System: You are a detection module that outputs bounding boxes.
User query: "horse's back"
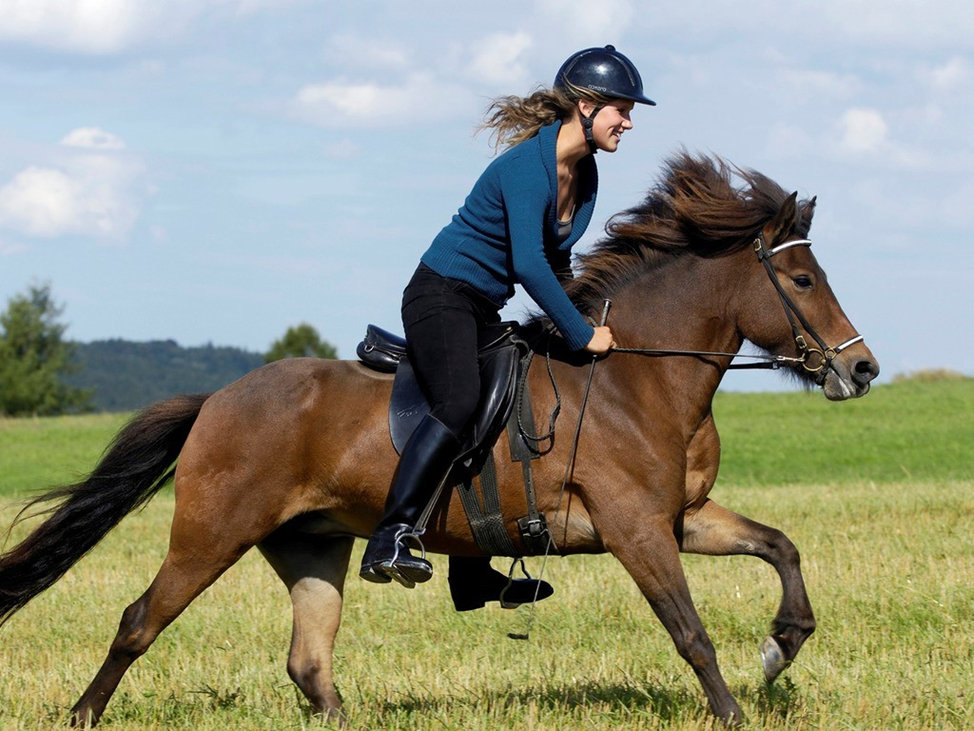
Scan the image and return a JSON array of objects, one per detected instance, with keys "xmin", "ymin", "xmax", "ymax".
[{"xmin": 172, "ymin": 358, "xmax": 398, "ymax": 537}]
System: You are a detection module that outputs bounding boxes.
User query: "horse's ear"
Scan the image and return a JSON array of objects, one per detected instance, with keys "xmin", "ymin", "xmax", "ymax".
[
  {"xmin": 762, "ymin": 191, "xmax": 799, "ymax": 247},
  {"xmin": 799, "ymin": 195, "xmax": 817, "ymax": 236}
]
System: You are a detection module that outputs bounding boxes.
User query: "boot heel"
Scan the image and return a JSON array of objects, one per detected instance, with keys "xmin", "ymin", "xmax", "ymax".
[{"xmin": 452, "ymin": 594, "xmax": 488, "ymax": 612}]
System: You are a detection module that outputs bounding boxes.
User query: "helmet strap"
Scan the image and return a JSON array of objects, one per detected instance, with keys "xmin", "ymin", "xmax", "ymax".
[{"xmin": 580, "ymin": 103, "xmax": 605, "ymax": 154}]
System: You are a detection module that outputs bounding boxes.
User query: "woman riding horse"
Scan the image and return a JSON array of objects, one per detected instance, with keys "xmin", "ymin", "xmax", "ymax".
[{"xmin": 358, "ymin": 46, "xmax": 656, "ymax": 604}]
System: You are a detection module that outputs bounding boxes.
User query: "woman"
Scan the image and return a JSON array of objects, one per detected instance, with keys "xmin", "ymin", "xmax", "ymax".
[{"xmin": 361, "ymin": 46, "xmax": 655, "ymax": 605}]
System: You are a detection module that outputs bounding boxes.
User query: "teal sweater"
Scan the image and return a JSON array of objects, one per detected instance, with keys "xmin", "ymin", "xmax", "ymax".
[{"xmin": 420, "ymin": 120, "xmax": 598, "ymax": 350}]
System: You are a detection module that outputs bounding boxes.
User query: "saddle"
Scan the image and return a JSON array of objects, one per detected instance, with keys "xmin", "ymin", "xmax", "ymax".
[
  {"xmin": 357, "ymin": 323, "xmax": 550, "ymax": 556},
  {"xmin": 357, "ymin": 322, "xmax": 527, "ymax": 465}
]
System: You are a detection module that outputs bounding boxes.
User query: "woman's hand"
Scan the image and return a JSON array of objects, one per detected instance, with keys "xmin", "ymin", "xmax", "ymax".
[{"xmin": 584, "ymin": 326, "xmax": 615, "ymax": 355}]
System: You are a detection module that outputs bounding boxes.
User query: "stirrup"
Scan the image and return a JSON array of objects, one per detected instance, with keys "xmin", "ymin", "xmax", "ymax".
[
  {"xmin": 499, "ymin": 558, "xmax": 534, "ymax": 609},
  {"xmin": 382, "ymin": 527, "xmax": 432, "ymax": 588},
  {"xmin": 390, "ymin": 526, "xmax": 427, "ymax": 562}
]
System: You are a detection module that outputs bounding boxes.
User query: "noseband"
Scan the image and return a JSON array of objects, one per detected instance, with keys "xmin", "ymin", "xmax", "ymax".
[{"xmin": 753, "ymin": 233, "xmax": 863, "ymax": 382}]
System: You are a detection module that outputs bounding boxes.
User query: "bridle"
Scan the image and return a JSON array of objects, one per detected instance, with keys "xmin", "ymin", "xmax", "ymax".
[
  {"xmin": 613, "ymin": 232, "xmax": 864, "ymax": 382},
  {"xmin": 751, "ymin": 233, "xmax": 863, "ymax": 381}
]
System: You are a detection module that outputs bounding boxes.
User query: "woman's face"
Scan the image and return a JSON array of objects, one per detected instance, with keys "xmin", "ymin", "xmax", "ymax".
[{"xmin": 580, "ymin": 99, "xmax": 636, "ymax": 153}]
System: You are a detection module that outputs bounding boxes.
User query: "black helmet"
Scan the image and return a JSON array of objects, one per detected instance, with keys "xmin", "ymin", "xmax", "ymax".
[{"xmin": 554, "ymin": 45, "xmax": 656, "ymax": 106}]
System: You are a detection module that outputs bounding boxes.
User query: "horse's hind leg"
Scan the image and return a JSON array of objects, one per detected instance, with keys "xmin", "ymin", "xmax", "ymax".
[
  {"xmin": 681, "ymin": 498, "xmax": 816, "ymax": 682},
  {"xmin": 70, "ymin": 538, "xmax": 251, "ymax": 726},
  {"xmin": 258, "ymin": 529, "xmax": 353, "ymax": 725}
]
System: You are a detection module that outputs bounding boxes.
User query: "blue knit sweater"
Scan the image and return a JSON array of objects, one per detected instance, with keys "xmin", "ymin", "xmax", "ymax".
[{"xmin": 420, "ymin": 120, "xmax": 598, "ymax": 350}]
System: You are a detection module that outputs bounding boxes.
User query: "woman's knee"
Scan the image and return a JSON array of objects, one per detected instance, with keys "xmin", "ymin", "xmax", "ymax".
[{"xmin": 431, "ymin": 389, "xmax": 480, "ymax": 436}]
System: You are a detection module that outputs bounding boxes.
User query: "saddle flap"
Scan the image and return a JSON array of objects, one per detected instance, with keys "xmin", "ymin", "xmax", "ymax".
[{"xmin": 388, "ymin": 322, "xmax": 526, "ymax": 464}]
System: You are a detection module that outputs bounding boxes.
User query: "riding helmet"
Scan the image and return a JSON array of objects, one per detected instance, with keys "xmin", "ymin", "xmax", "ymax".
[{"xmin": 554, "ymin": 45, "xmax": 656, "ymax": 106}]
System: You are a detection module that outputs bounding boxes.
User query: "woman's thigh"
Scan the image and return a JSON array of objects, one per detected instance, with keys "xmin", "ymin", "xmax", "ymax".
[{"xmin": 401, "ymin": 268, "xmax": 497, "ymax": 435}]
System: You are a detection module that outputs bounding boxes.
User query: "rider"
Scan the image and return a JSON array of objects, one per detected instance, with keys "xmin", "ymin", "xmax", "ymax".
[{"xmin": 360, "ymin": 46, "xmax": 655, "ymax": 604}]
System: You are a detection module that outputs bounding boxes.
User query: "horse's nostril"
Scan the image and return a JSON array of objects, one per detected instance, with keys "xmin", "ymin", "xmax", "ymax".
[{"xmin": 855, "ymin": 359, "xmax": 880, "ymax": 382}]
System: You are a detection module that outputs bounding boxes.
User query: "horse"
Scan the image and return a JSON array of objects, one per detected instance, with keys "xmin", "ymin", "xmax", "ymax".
[{"xmin": 0, "ymin": 153, "xmax": 879, "ymax": 726}]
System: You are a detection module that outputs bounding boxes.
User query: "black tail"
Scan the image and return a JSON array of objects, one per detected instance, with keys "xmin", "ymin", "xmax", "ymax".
[{"xmin": 0, "ymin": 393, "xmax": 210, "ymax": 626}]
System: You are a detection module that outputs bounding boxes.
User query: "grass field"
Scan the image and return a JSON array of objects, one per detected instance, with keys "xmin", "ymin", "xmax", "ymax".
[{"xmin": 0, "ymin": 379, "xmax": 972, "ymax": 730}]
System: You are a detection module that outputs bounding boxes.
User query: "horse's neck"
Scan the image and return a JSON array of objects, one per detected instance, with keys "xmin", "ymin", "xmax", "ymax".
[
  {"xmin": 614, "ymin": 255, "xmax": 743, "ymax": 354},
  {"xmin": 608, "ymin": 255, "xmax": 745, "ymax": 413}
]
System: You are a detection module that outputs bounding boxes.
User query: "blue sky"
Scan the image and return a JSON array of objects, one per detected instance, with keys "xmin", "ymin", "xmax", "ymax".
[{"xmin": 1, "ymin": 0, "xmax": 971, "ymax": 391}]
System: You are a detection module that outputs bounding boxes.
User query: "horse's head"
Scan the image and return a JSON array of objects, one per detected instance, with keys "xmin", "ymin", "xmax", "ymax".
[
  {"xmin": 568, "ymin": 153, "xmax": 879, "ymax": 401},
  {"xmin": 738, "ymin": 192, "xmax": 880, "ymax": 400}
]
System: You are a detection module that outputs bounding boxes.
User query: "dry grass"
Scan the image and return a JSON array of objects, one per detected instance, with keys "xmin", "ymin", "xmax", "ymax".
[{"xmin": 2, "ymin": 478, "xmax": 972, "ymax": 730}]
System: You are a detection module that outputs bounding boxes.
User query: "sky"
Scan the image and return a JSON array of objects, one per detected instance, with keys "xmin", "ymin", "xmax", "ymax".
[{"xmin": 0, "ymin": 0, "xmax": 972, "ymax": 392}]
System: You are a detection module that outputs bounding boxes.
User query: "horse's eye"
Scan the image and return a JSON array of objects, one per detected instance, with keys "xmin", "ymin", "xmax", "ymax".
[{"xmin": 793, "ymin": 275, "xmax": 813, "ymax": 290}]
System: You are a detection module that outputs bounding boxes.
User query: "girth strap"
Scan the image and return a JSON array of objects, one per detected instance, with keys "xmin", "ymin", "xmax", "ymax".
[
  {"xmin": 453, "ymin": 354, "xmax": 552, "ymax": 558},
  {"xmin": 457, "ymin": 455, "xmax": 519, "ymax": 557},
  {"xmin": 508, "ymin": 372, "xmax": 551, "ymax": 555}
]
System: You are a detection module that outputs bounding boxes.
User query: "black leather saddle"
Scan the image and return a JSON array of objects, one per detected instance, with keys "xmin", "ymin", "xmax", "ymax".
[{"xmin": 357, "ymin": 322, "xmax": 529, "ymax": 467}]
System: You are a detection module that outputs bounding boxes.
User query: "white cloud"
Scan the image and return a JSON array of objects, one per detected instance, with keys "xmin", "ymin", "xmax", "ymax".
[
  {"xmin": 467, "ymin": 32, "xmax": 533, "ymax": 86},
  {"xmin": 0, "ymin": 129, "xmax": 146, "ymax": 241},
  {"xmin": 838, "ymin": 108, "xmax": 888, "ymax": 152},
  {"xmin": 535, "ymin": 0, "xmax": 633, "ymax": 41},
  {"xmin": 0, "ymin": 166, "xmax": 83, "ymax": 237},
  {"xmin": 0, "ymin": 0, "xmax": 295, "ymax": 55},
  {"xmin": 61, "ymin": 127, "xmax": 127, "ymax": 150},
  {"xmin": 0, "ymin": 0, "xmax": 157, "ymax": 54},
  {"xmin": 289, "ymin": 73, "xmax": 475, "ymax": 128}
]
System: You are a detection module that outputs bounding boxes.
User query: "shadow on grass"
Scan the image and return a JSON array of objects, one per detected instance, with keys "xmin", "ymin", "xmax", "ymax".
[{"xmin": 374, "ymin": 675, "xmax": 804, "ymax": 725}]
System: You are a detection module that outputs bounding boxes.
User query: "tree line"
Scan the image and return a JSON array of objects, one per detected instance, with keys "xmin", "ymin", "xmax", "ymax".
[{"xmin": 1, "ymin": 284, "xmax": 337, "ymax": 416}]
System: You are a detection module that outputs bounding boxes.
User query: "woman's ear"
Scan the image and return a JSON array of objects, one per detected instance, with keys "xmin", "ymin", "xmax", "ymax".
[{"xmin": 577, "ymin": 99, "xmax": 597, "ymax": 119}]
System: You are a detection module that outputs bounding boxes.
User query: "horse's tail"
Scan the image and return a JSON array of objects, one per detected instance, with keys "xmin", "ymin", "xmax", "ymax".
[{"xmin": 0, "ymin": 392, "xmax": 211, "ymax": 627}]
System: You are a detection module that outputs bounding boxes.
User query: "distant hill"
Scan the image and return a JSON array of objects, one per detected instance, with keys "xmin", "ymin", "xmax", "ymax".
[{"xmin": 66, "ymin": 339, "xmax": 265, "ymax": 413}]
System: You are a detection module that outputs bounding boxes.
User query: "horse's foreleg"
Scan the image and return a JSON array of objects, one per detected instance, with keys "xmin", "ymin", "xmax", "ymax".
[
  {"xmin": 258, "ymin": 530, "xmax": 353, "ymax": 725},
  {"xmin": 70, "ymin": 544, "xmax": 248, "ymax": 727},
  {"xmin": 600, "ymin": 509, "xmax": 742, "ymax": 725},
  {"xmin": 681, "ymin": 498, "xmax": 816, "ymax": 683}
]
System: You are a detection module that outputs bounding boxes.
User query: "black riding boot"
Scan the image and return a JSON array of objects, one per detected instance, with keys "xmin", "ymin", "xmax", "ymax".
[
  {"xmin": 448, "ymin": 556, "xmax": 554, "ymax": 611},
  {"xmin": 360, "ymin": 414, "xmax": 461, "ymax": 588}
]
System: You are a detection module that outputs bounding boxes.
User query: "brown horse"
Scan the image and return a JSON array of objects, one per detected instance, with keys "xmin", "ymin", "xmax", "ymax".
[{"xmin": 0, "ymin": 154, "xmax": 879, "ymax": 726}]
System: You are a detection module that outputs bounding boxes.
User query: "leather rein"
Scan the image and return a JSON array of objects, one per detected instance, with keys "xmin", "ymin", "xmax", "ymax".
[{"xmin": 612, "ymin": 234, "xmax": 864, "ymax": 383}]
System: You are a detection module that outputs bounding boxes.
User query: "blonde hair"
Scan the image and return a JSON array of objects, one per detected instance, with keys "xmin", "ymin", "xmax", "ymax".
[{"xmin": 479, "ymin": 82, "xmax": 612, "ymax": 152}]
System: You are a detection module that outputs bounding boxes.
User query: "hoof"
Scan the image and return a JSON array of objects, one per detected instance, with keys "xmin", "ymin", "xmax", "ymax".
[{"xmin": 760, "ymin": 636, "xmax": 791, "ymax": 683}]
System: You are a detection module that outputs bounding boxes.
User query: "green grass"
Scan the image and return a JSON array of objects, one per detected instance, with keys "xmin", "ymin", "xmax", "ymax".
[
  {"xmin": 0, "ymin": 412, "xmax": 128, "ymax": 497},
  {"xmin": 1, "ymin": 381, "xmax": 972, "ymax": 730},
  {"xmin": 713, "ymin": 379, "xmax": 974, "ymax": 485}
]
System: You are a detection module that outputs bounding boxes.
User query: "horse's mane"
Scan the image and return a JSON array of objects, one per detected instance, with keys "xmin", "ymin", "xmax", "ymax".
[{"xmin": 563, "ymin": 152, "xmax": 816, "ymax": 318}]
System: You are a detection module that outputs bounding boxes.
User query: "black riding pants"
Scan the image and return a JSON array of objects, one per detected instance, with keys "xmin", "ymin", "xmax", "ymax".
[{"xmin": 401, "ymin": 264, "xmax": 501, "ymax": 437}]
